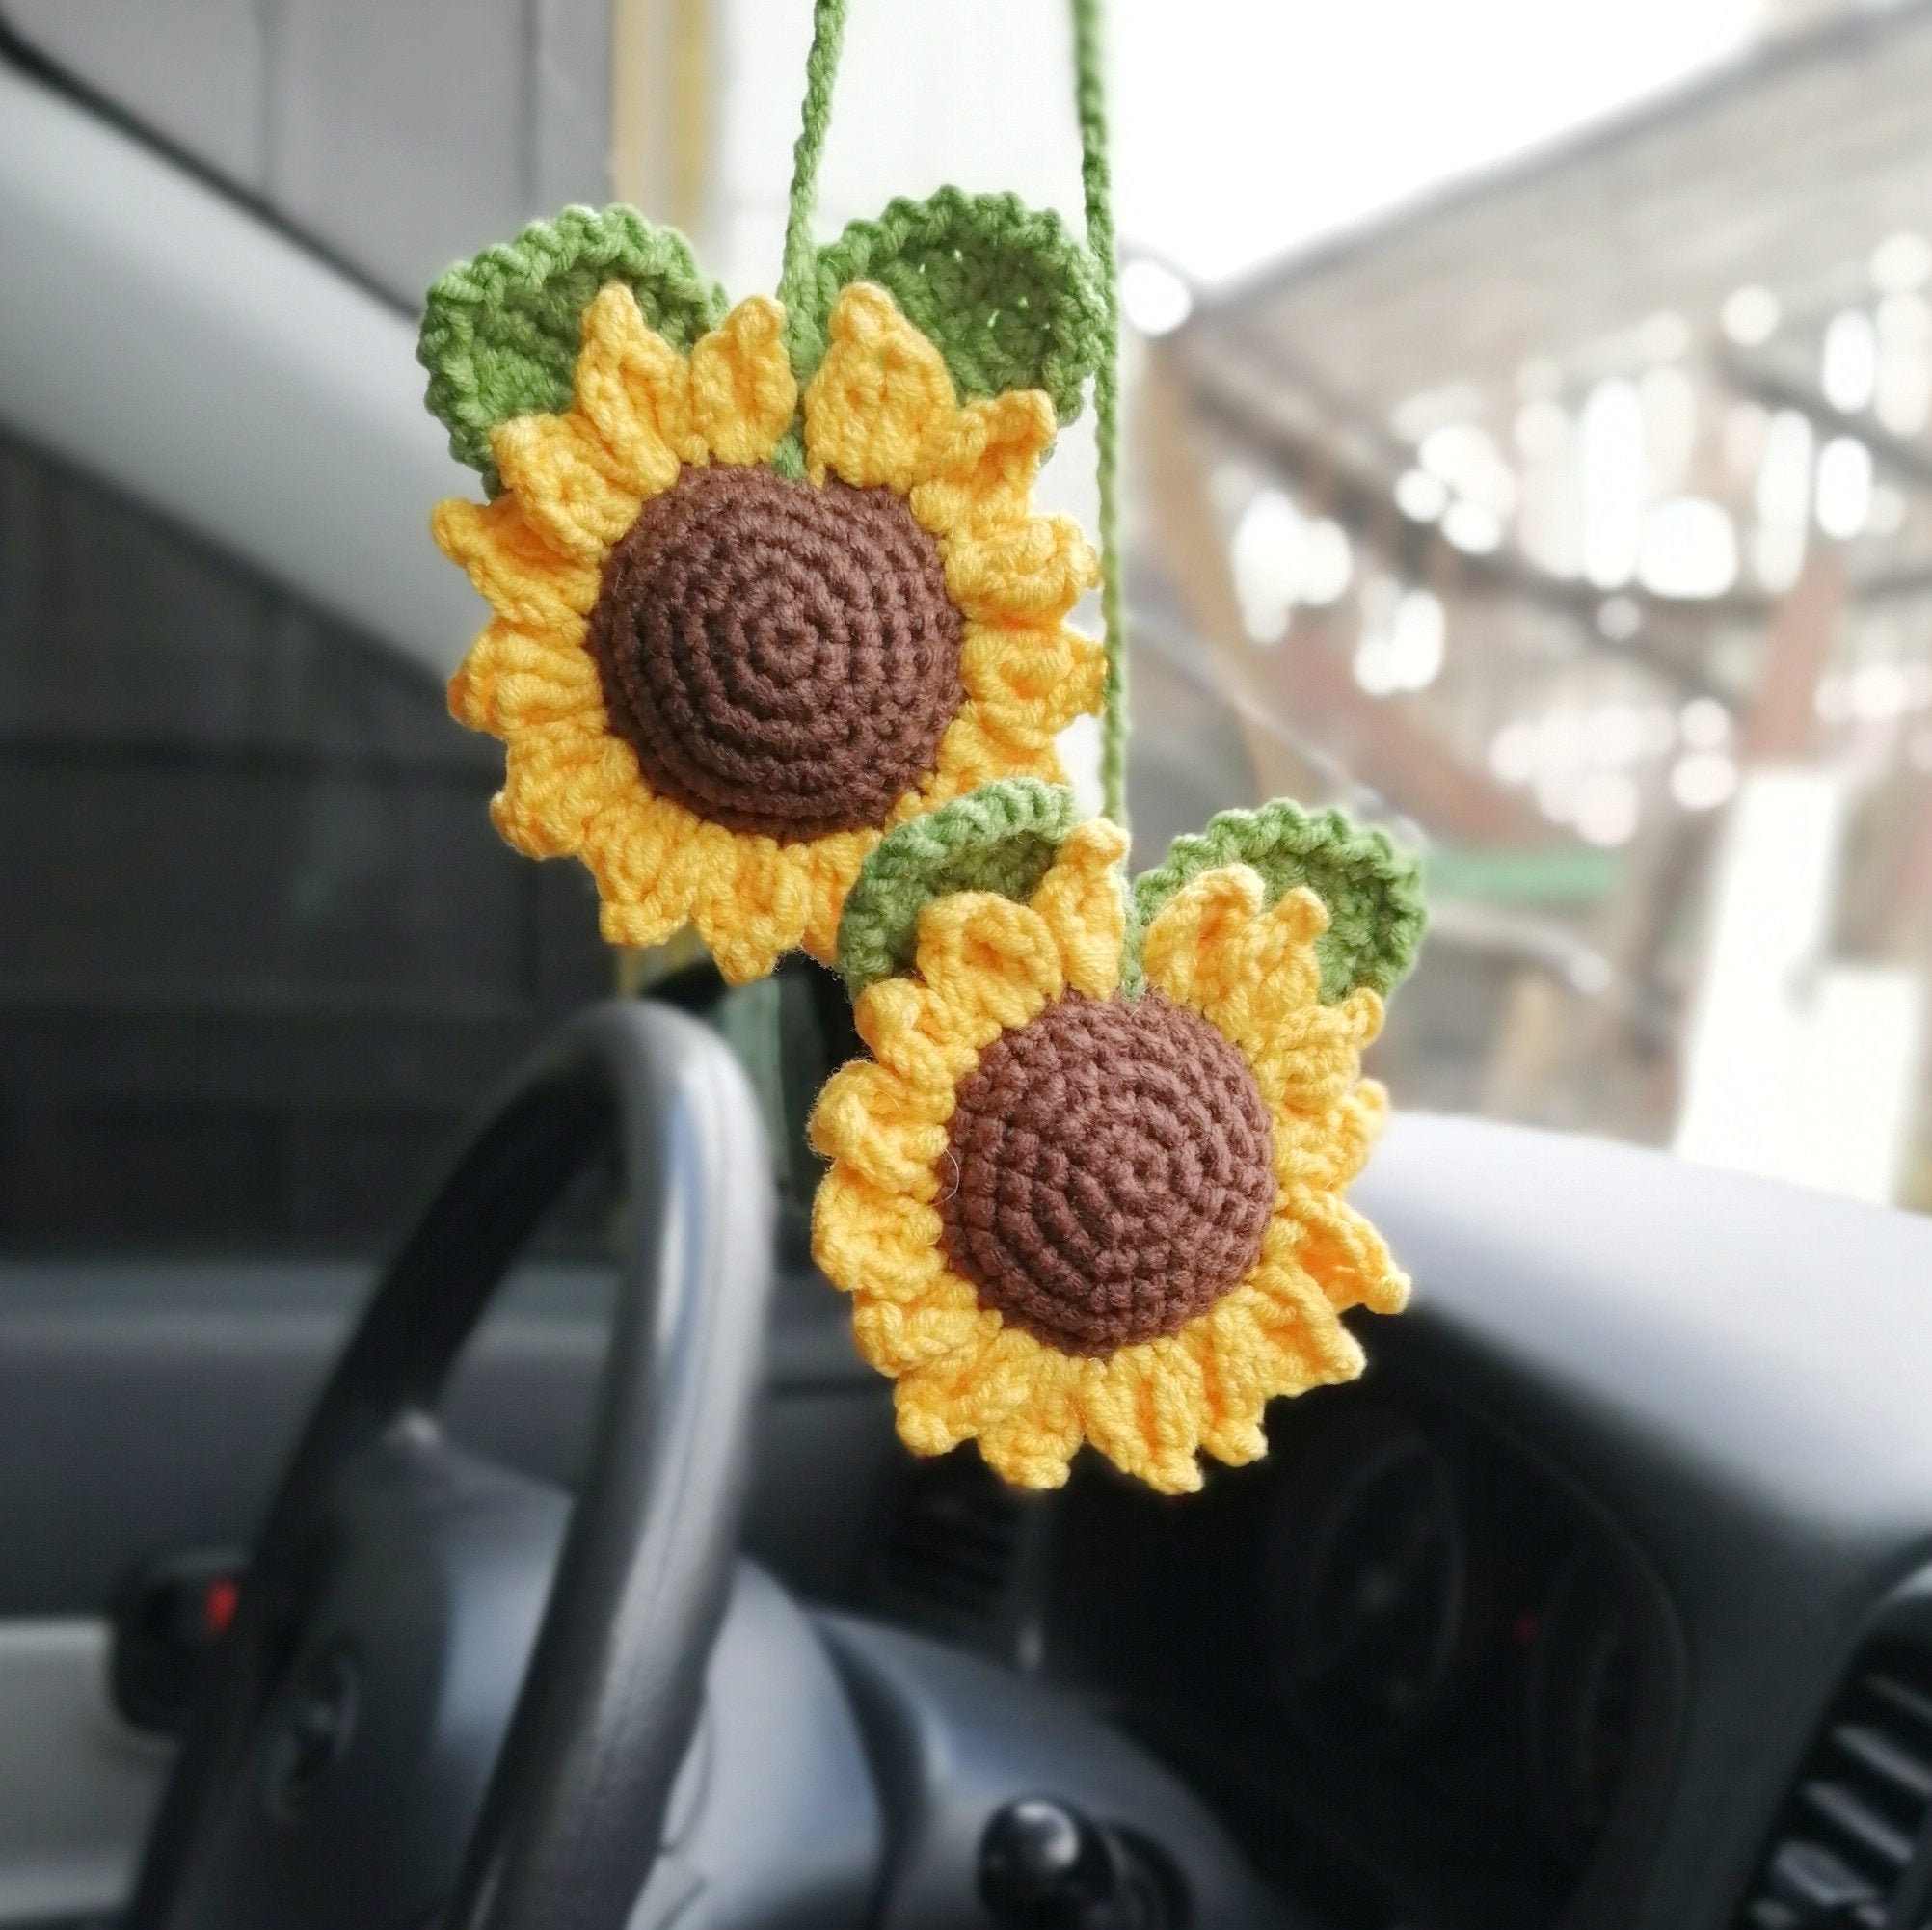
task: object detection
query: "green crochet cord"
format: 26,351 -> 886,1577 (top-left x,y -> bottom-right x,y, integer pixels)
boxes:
777,0 -> 849,376
778,0 -> 1130,824
835,780 -> 1083,996
1127,802 -> 1428,1005
1073,0 -> 1128,827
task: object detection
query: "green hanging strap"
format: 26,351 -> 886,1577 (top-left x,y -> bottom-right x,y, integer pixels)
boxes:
778,0 -> 850,359
1072,0 -> 1128,829
776,0 -> 1128,826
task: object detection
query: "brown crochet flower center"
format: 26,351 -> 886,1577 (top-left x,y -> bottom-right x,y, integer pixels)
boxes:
938,991 -> 1275,1357
586,463 -> 964,841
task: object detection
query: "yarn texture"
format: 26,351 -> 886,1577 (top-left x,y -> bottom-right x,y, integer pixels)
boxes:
836,779 -> 1081,995
809,820 -> 1411,1494
793,189 -> 1108,421
586,465 -> 963,840
419,206 -> 726,491
940,990 -> 1275,1355
431,279 -> 1103,982
1128,800 -> 1426,1003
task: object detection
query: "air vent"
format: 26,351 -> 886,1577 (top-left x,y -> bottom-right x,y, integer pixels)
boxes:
866,1449 -> 1030,1649
1737,1641 -> 1932,1928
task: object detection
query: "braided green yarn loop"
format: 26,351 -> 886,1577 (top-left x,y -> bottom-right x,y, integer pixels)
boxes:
1072,0 -> 1127,827
794,190 -> 1108,422
836,780 -> 1083,996
1127,802 -> 1427,1004
419,206 -> 727,489
778,0 -> 850,377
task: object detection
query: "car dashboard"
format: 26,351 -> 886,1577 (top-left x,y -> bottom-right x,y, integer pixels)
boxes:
853,1109 -> 1932,1930
4,1046 -> 1932,1930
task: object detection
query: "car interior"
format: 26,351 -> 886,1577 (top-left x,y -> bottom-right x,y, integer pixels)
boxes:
7,4 -> 1932,1929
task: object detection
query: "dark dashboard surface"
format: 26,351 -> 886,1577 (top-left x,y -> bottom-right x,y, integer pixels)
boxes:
1352,1115 -> 1932,1930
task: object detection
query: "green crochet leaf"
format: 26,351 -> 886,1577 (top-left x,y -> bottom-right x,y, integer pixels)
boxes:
1126,802 -> 1427,1005
836,780 -> 1085,996
418,205 -> 727,491
793,189 -> 1107,424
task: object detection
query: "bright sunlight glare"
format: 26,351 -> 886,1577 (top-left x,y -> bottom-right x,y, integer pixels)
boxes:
723,0 -> 1764,297
1110,0 -> 1761,286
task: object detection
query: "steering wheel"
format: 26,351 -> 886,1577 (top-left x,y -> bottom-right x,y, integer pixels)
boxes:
122,1000 -> 775,1930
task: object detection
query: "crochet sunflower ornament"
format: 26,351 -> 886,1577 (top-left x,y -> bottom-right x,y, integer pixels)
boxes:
810,783 -> 1424,1494
417,0 -> 1113,982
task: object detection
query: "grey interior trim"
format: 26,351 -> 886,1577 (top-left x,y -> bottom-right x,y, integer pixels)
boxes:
0,0 -> 613,303
0,55 -> 484,677
0,1621 -> 167,1925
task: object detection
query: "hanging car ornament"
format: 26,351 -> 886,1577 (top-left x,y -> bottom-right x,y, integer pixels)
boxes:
810,781 -> 1423,1493
417,0 -> 1114,983
417,0 -> 1426,1491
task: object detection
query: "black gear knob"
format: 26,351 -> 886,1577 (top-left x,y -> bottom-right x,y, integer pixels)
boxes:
979,1797 -> 1171,1929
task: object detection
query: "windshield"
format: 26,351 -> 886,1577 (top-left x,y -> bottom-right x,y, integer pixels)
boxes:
4,0 -> 1927,1253
729,0 -> 1932,1209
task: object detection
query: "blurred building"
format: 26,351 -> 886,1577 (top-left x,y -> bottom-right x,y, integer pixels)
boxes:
1137,1 -> 1932,1204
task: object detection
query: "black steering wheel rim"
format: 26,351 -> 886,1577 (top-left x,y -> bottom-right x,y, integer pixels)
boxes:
125,999 -> 776,1930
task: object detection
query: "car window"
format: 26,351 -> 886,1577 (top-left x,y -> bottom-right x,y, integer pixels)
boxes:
12,1 -> 1932,1221
0,426 -> 608,1256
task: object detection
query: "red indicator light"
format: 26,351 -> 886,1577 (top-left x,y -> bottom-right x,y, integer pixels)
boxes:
203,1576 -> 239,1637
1511,1609 -> 1541,1648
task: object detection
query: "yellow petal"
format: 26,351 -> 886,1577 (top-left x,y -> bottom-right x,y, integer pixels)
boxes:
1192,1290 -> 1275,1402
597,900 -> 685,951
1274,1194 -> 1410,1316
1145,876 -> 1379,1118
489,718 -> 633,858
1209,1301 -> 1330,1422
913,893 -> 1063,1050
907,389 -> 1057,540
1275,1080 -> 1390,1193
691,836 -> 812,984
1140,863 -> 1273,1015
572,283 -> 703,495
959,621 -> 1105,741
580,787 -> 689,898
942,513 -> 1098,625
1027,818 -> 1128,1000
1253,1000 -> 1383,1126
803,282 -> 956,493
446,618 -> 601,734
580,795 -> 721,947
976,1377 -> 1086,1489
1078,1344 -> 1206,1495
917,706 -> 1065,811
690,296 -> 796,465
490,412 -> 643,562
795,829 -> 876,964
892,1328 -> 1086,1473
897,1326 -> 1065,1436
809,1059 -> 951,1197
1244,1252 -> 1370,1382
433,496 -> 602,630
855,1288 -> 997,1388
852,977 -> 980,1088
1143,876 -> 1393,1253
811,1164 -> 948,1305
1172,1290 -> 1281,1465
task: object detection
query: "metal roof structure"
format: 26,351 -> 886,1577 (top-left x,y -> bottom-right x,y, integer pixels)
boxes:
1134,1 -> 1932,1178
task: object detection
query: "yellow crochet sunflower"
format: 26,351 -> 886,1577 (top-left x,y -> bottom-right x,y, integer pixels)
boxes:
809,820 -> 1409,1495
432,280 -> 1103,983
